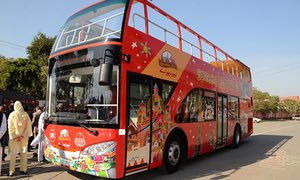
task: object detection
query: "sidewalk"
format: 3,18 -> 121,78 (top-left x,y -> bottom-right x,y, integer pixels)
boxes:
0,148 -> 63,180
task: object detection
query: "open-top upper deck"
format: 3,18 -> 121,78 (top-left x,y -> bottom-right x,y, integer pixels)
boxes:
128,0 -> 251,82
51,0 -> 251,82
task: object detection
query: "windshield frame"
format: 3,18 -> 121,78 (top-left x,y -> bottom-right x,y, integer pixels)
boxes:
51,0 -> 130,55
46,50 -> 121,129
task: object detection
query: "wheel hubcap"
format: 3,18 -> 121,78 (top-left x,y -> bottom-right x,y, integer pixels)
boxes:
168,141 -> 180,166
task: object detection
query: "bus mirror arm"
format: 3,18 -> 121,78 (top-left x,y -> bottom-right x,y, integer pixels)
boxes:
104,49 -> 130,64
90,50 -> 130,68
98,49 -> 130,85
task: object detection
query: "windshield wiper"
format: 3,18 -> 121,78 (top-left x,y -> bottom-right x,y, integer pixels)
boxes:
76,121 -> 99,136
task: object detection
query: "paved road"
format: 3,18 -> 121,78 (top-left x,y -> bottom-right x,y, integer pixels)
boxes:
1,120 -> 300,180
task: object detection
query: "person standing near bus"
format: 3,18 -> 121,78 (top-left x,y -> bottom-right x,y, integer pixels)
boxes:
31,106 -> 42,156
8,101 -> 33,176
31,107 -> 46,162
0,105 -> 7,174
0,105 -> 8,161
32,107 -> 42,141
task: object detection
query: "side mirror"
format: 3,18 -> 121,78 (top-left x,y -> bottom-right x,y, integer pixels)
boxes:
99,63 -> 113,86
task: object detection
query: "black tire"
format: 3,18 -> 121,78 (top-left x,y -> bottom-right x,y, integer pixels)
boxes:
232,126 -> 241,149
163,135 -> 184,174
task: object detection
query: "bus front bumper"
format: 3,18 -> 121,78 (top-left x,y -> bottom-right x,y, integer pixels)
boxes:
43,136 -> 116,178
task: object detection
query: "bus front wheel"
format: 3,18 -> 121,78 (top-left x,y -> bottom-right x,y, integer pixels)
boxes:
163,135 -> 184,174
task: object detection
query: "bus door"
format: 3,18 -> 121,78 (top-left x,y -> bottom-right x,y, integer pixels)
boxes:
125,74 -> 152,175
217,94 -> 228,147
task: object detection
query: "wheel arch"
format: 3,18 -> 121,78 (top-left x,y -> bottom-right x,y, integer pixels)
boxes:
164,127 -> 188,160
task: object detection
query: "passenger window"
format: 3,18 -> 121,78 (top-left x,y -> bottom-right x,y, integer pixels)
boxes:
161,83 -> 175,105
129,80 -> 151,126
203,91 -> 216,121
228,96 -> 239,120
148,81 -> 176,119
176,89 -> 203,123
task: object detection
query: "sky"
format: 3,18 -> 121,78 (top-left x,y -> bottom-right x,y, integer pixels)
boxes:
0,0 -> 300,96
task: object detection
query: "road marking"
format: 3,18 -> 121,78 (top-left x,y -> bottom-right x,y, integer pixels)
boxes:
253,124 -> 300,136
265,139 -> 288,156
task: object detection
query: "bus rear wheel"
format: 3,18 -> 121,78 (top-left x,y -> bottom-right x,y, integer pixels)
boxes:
163,135 -> 184,174
232,126 -> 241,149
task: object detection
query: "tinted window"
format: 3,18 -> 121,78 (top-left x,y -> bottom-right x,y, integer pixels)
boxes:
228,96 -> 239,120
203,91 -> 216,121
176,89 -> 203,123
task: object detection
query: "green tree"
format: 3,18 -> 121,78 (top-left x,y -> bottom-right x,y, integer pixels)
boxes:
27,32 -> 56,66
0,56 -> 12,90
280,99 -> 300,115
253,88 -> 271,114
6,58 -> 40,97
0,33 -> 55,99
269,95 -> 280,113
26,32 -> 55,99
253,87 -> 280,115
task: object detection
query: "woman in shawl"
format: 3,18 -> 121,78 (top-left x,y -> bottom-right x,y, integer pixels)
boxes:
8,101 -> 33,176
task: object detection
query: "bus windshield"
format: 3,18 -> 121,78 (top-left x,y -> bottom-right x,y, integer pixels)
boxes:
52,0 -> 128,53
47,56 -> 119,128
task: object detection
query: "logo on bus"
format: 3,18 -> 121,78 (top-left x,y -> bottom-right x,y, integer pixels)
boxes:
159,51 -> 177,70
58,129 -> 71,148
74,133 -> 86,147
50,129 -> 56,142
159,51 -> 177,78
59,129 -> 70,140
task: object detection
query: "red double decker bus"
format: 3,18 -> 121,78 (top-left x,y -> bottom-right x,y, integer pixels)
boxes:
44,0 -> 253,178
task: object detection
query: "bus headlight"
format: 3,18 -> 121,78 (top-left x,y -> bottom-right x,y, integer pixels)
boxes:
82,141 -> 115,156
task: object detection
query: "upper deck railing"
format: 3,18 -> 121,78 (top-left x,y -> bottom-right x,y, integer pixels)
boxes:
55,12 -> 124,52
133,13 -> 218,63
130,0 -> 251,82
